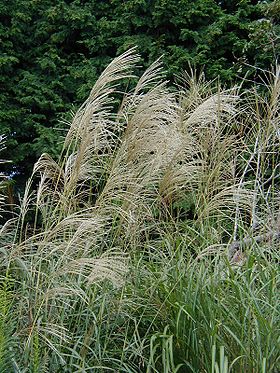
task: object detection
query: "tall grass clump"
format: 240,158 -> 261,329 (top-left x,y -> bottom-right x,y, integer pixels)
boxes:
0,49 -> 279,372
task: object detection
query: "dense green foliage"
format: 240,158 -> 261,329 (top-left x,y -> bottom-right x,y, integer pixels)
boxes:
0,50 -> 279,372
0,0 -> 279,179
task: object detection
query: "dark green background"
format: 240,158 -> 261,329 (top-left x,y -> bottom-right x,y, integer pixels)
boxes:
0,0 -> 279,180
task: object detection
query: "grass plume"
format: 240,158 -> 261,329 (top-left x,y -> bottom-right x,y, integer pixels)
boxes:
0,50 -> 279,372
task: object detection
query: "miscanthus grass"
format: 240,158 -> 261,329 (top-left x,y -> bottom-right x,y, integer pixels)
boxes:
0,49 -> 279,372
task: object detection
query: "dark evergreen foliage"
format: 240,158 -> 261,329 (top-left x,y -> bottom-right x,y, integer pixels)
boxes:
0,0 -> 279,179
